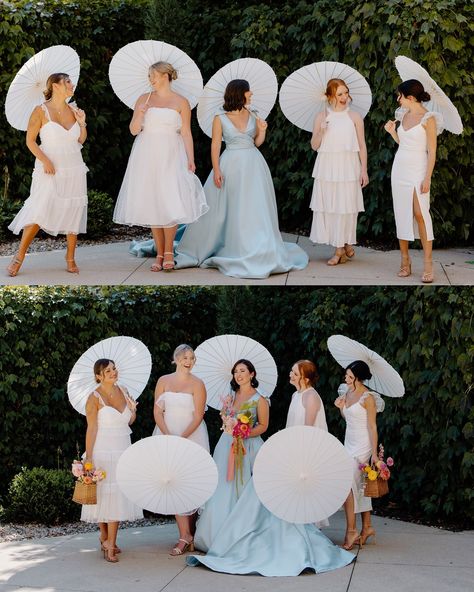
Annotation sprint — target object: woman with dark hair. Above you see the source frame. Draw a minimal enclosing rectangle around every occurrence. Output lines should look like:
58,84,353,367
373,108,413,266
334,360,385,550
81,359,143,563
175,79,308,278
186,359,354,576
384,78,443,283
7,72,88,276
310,78,368,265
113,61,207,272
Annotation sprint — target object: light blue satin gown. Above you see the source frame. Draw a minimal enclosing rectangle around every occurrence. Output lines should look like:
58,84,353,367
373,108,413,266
187,393,354,576
174,112,309,279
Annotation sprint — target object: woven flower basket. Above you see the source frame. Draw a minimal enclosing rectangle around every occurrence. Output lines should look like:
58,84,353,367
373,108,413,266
364,476,389,498
72,481,97,505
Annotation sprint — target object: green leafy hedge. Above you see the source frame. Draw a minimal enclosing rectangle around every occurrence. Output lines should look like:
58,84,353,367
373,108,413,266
1,286,472,524
1,0,472,244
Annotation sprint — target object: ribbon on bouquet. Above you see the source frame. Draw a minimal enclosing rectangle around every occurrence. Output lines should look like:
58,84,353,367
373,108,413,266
226,437,247,484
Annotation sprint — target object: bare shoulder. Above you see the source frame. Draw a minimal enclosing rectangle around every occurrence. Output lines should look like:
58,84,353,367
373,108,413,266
190,374,205,388
175,93,190,110
85,392,98,410
349,110,363,125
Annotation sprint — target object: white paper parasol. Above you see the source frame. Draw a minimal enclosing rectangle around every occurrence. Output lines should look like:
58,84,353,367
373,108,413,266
279,61,372,132
197,58,278,137
327,334,404,397
395,56,463,134
5,45,80,131
68,336,152,414
253,426,353,524
116,436,218,514
109,39,203,109
193,334,277,410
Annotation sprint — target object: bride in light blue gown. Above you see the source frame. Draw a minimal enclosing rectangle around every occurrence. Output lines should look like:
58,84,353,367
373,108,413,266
174,79,308,279
187,359,355,576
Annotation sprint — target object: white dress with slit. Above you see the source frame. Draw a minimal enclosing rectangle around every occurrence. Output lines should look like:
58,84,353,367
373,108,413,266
391,109,443,241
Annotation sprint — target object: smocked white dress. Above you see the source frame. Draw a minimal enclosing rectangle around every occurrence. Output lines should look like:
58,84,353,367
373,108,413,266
391,109,443,241
310,107,364,247
152,391,209,451
113,107,208,228
9,104,88,236
340,388,384,513
81,390,143,523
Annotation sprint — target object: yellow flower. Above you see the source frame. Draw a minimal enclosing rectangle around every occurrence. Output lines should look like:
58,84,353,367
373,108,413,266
364,466,371,473
84,462,93,471
368,470,378,481
238,414,250,424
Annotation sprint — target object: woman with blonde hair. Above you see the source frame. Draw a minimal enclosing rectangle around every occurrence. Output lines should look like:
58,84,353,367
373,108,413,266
113,61,207,272
153,344,209,555
7,72,88,276
309,78,368,265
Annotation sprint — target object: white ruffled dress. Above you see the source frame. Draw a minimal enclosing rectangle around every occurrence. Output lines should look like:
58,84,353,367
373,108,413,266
391,109,443,241
310,107,364,247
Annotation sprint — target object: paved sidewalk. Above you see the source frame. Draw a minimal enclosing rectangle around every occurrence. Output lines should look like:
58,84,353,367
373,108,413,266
1,234,473,286
0,514,472,592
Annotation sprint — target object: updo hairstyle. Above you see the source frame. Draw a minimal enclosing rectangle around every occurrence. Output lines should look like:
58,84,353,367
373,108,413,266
43,73,69,100
223,79,250,112
94,358,115,383
325,78,352,103
149,61,178,82
230,358,259,391
397,79,431,103
295,359,319,387
172,344,195,364
346,360,372,382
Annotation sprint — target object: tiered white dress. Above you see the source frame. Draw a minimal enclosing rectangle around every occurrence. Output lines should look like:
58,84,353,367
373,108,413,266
340,389,384,514
310,107,364,247
9,104,88,235
113,107,208,228
391,109,443,241
286,387,329,527
81,391,143,523
152,391,209,451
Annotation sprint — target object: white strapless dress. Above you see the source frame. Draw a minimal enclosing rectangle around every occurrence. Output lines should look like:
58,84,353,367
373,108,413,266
81,392,143,523
153,391,209,450
113,107,208,228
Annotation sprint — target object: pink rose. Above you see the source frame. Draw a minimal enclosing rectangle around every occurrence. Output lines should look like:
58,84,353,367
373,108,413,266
386,457,394,467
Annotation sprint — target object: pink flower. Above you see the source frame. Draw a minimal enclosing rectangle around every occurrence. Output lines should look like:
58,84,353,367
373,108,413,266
71,462,83,478
358,463,368,471
386,457,394,467
380,468,391,480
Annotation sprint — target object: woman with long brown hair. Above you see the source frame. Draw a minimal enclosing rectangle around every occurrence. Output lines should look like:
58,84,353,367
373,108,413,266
7,72,88,276
175,78,308,278
310,78,368,265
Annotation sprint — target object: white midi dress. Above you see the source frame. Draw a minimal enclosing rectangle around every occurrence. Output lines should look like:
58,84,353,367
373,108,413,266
9,104,88,236
113,107,208,228
286,387,330,527
340,389,384,513
81,391,143,523
310,107,364,247
391,109,443,241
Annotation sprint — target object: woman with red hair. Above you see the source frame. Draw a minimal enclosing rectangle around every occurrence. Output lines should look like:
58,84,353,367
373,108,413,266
310,78,368,265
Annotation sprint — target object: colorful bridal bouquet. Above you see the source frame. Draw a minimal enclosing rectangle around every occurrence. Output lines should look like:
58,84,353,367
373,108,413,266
220,395,255,494
359,444,393,498
71,460,106,505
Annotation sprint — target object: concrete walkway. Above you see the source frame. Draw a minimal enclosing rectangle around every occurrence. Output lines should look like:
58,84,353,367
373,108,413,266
1,235,473,285
0,514,472,592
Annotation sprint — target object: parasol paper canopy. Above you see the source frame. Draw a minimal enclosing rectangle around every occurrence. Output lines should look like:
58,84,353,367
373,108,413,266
253,426,353,524
109,39,203,109
395,55,463,134
279,61,372,132
5,45,80,131
197,58,278,137
327,334,404,397
193,334,277,410
68,336,152,414
116,436,218,515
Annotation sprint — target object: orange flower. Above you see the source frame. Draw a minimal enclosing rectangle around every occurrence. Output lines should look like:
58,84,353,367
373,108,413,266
84,462,93,471
83,476,93,485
